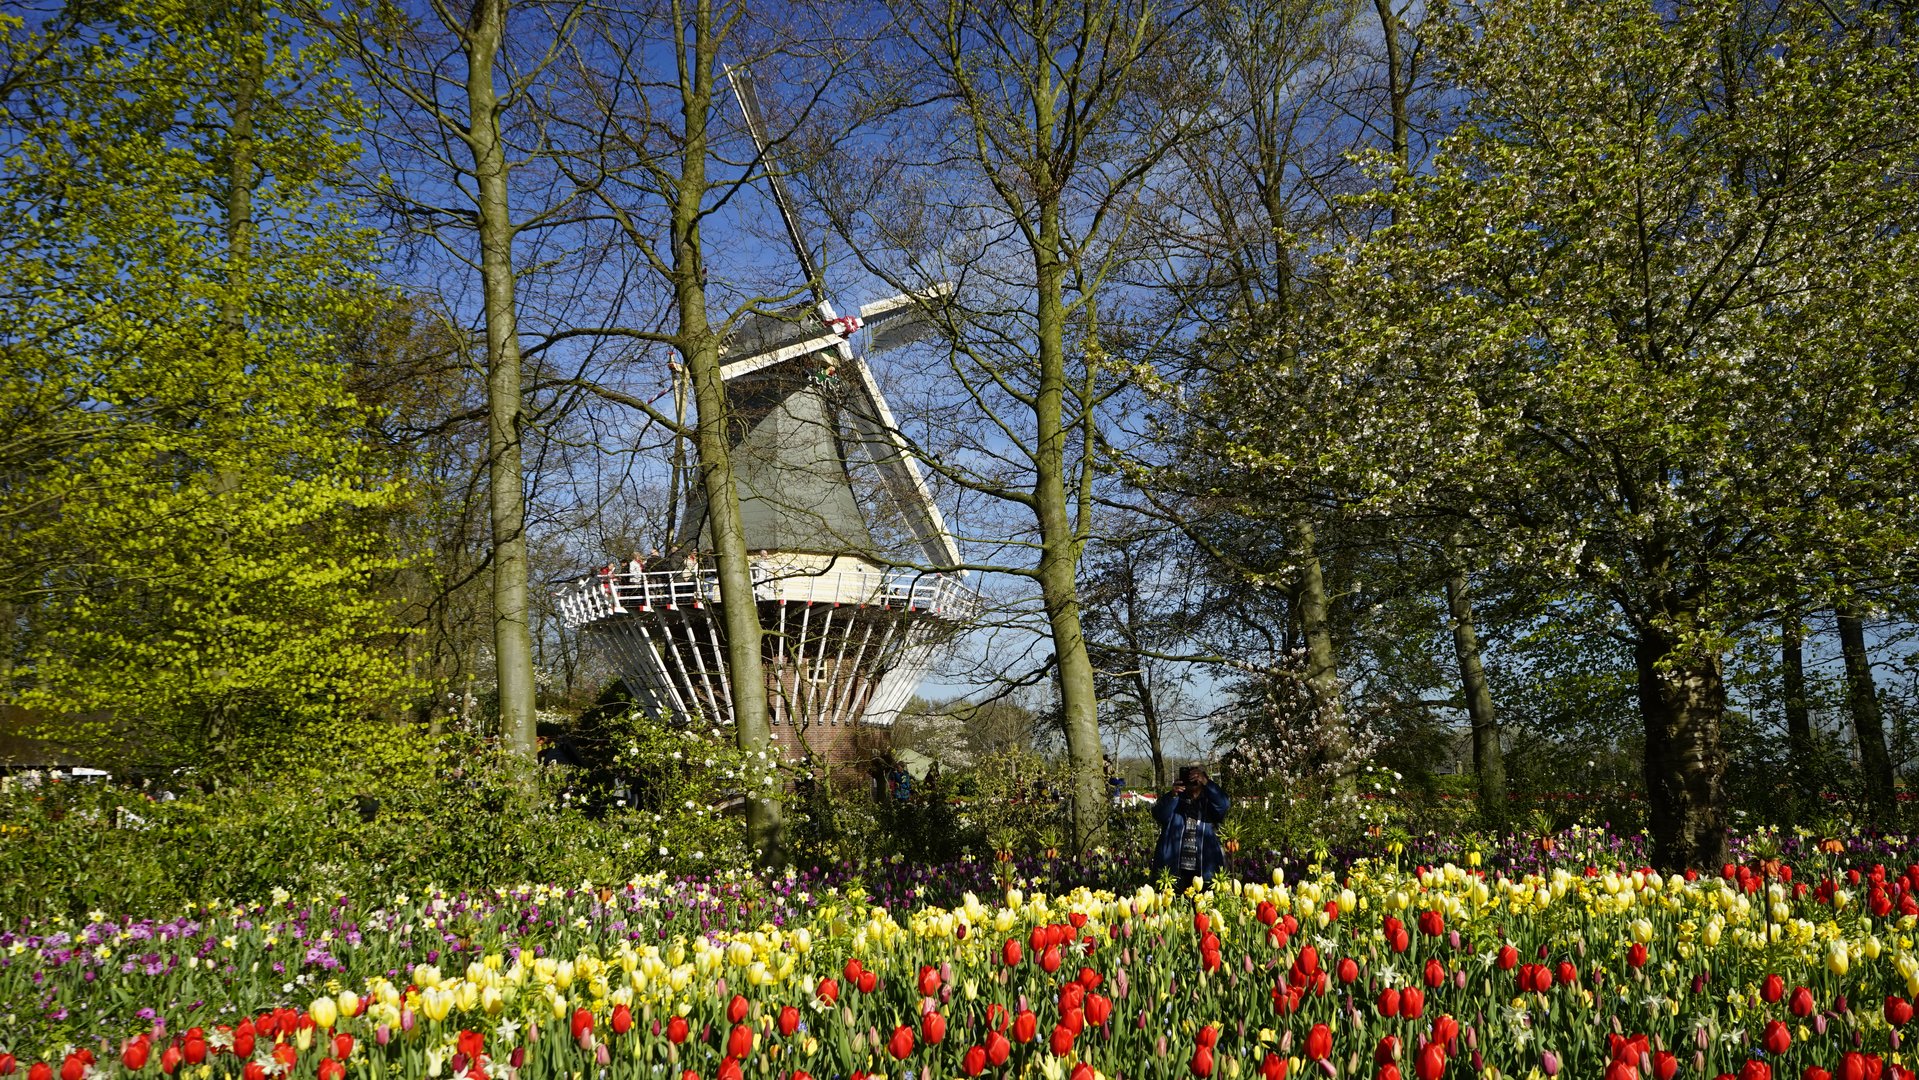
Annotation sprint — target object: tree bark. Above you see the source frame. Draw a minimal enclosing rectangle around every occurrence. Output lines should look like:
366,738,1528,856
1836,606,1894,820
1634,628,1728,870
1444,551,1505,828
673,0,780,863
462,0,538,759
1294,516,1353,800
1782,622,1813,815
220,0,260,335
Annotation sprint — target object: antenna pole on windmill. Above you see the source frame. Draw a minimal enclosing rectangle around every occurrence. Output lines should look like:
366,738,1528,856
724,62,828,310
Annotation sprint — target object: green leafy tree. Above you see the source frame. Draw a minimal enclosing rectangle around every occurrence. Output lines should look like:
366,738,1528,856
1,0,415,761
1206,0,1919,867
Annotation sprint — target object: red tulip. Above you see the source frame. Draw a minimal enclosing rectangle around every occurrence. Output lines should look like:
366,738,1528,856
317,1062,344,1080
1739,1062,1772,1080
0,1055,13,1077
728,1024,754,1060
1762,1021,1791,1056
1339,957,1360,984
1060,981,1086,1011
271,1046,296,1071
571,1008,594,1040
243,1065,266,1080
858,971,878,994
1378,988,1402,1017
1306,1023,1332,1061
1013,1011,1038,1044
1805,1069,1833,1080
843,958,864,983
719,1060,743,1080
1257,902,1279,926
1087,994,1112,1027
1201,947,1222,972
888,1025,915,1061
182,1041,206,1067
1790,987,1816,1018
918,966,942,997
1628,943,1649,969
1889,996,1914,1027
666,1016,689,1044
1762,975,1785,1004
1557,962,1577,987
332,1033,353,1060
1497,945,1518,970
1840,1053,1868,1080
1653,1051,1678,1080
1072,1064,1096,1080
1425,958,1446,987
121,1041,150,1072
1041,946,1063,974
1532,965,1554,993
458,1031,485,1060
1603,1061,1640,1080
1432,1014,1460,1052
1418,910,1444,937
1198,1025,1220,1049
232,1028,255,1060
1380,1066,1404,1080
986,1030,1012,1066
728,995,750,1024
1390,926,1411,953
1195,912,1211,934
1002,940,1023,966
1261,1051,1287,1080
1051,1024,1076,1057
778,1006,800,1038
1400,988,1426,1018
1298,946,1320,976
1415,1043,1446,1080
793,1073,813,1080
962,1046,988,1077
1376,1036,1401,1064
1191,1046,1215,1078
923,1012,947,1047
816,977,839,1004
611,1005,633,1036
27,1066,49,1080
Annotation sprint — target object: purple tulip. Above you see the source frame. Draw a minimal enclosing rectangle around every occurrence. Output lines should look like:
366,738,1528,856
1541,1051,1560,1076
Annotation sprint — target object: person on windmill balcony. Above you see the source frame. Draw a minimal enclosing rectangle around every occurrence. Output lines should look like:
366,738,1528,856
1152,765,1229,888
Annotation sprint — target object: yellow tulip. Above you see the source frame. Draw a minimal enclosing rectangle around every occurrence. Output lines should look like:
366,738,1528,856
309,995,339,1030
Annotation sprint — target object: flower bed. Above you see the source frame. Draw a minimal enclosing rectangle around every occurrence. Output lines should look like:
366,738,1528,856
11,852,1919,1079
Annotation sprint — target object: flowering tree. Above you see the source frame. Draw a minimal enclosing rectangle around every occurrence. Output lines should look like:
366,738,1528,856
1207,0,1919,867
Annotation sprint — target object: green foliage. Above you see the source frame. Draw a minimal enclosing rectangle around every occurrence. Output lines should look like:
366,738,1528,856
1,0,416,758
0,714,753,922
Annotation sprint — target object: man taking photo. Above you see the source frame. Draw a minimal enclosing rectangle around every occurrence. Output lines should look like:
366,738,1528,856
1152,765,1230,886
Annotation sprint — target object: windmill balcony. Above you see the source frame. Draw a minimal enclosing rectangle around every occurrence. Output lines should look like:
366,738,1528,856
555,561,977,626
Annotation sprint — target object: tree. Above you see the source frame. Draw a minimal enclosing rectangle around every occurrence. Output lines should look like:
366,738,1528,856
820,0,1201,852
1,0,414,758
1211,0,1919,867
334,0,593,760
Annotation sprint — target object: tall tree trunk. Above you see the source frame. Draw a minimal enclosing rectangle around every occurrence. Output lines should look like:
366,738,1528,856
674,0,780,863
1635,627,1728,870
1136,671,1167,791
1294,516,1353,800
220,0,260,335
462,0,537,758
1836,606,1894,821
1444,550,1505,828
1782,621,1813,817
1032,132,1106,854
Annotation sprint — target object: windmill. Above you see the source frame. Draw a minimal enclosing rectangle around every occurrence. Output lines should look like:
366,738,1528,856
554,66,975,771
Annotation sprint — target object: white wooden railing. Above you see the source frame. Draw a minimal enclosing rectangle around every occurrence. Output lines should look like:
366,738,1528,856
554,564,978,628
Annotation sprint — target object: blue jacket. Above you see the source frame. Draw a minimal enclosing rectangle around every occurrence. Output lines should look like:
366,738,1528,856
1152,783,1230,882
